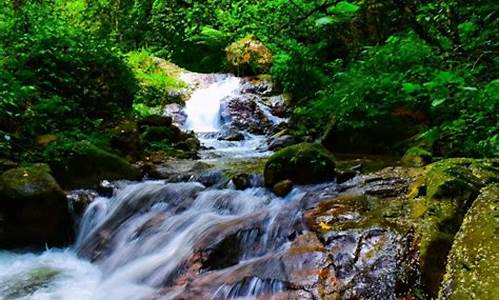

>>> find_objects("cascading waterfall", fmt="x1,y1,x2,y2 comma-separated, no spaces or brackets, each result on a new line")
0,73,310,300
183,75,241,132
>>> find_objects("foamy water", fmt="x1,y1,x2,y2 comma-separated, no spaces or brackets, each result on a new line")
0,249,100,300
184,76,241,132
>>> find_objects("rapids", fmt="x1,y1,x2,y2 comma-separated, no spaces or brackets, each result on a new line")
0,73,422,300
0,73,304,300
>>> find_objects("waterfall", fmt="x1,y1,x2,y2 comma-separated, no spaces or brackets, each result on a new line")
183,76,241,132
0,73,302,300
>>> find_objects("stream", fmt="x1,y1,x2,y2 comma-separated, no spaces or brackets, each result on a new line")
0,73,412,300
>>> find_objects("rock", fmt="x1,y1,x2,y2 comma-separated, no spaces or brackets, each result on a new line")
220,94,274,135
192,170,227,188
232,174,251,190
438,184,499,300
336,169,357,184
45,141,142,189
0,159,17,173
96,180,114,197
107,119,143,161
0,164,72,248
267,135,296,151
2,267,60,299
163,103,187,127
272,179,293,197
67,189,97,217
137,115,172,129
148,160,211,182
175,137,201,155
401,146,432,167
141,126,176,144
239,75,275,96
225,35,272,75
410,158,497,296
304,189,420,299
217,127,245,141
264,143,336,187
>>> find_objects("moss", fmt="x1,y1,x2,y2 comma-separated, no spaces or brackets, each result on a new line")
0,164,64,202
107,119,143,161
127,50,187,107
44,140,141,188
0,164,72,248
264,143,336,187
426,158,484,200
401,146,432,167
438,184,499,300
3,267,60,299
411,158,498,296
141,126,176,144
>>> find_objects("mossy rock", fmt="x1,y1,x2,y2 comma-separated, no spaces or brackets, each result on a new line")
401,146,432,167
107,119,143,161
3,267,60,299
0,164,72,248
225,35,272,75
438,184,499,300
412,158,498,296
45,141,141,189
426,158,488,200
141,126,176,144
264,143,336,187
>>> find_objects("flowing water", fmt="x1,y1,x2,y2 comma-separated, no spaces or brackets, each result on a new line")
0,73,314,300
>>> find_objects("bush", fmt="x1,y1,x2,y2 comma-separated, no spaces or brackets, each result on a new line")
292,32,498,157
0,2,137,136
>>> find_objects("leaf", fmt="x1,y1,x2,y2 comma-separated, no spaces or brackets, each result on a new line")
315,16,335,27
402,83,420,93
431,98,446,108
319,221,332,231
328,1,360,15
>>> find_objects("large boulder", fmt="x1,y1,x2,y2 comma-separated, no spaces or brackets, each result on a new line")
439,184,499,300
225,35,272,75
408,158,498,296
0,164,72,248
44,141,142,189
264,143,336,187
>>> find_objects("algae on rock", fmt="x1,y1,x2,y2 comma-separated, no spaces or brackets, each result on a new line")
438,184,499,300
264,143,336,187
0,164,72,248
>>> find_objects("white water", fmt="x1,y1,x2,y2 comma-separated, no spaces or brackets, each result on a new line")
0,249,100,300
184,76,241,132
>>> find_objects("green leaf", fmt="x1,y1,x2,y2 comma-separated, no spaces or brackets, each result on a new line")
402,83,420,93
431,98,446,108
328,1,360,14
315,16,334,27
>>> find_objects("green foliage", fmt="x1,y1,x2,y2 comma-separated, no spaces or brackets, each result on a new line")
293,30,498,157
0,1,137,161
127,49,186,108
0,0,497,162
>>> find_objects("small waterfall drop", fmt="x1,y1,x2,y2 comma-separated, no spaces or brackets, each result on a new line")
184,76,241,132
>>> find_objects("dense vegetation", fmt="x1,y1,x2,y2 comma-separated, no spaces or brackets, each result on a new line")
0,0,498,164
